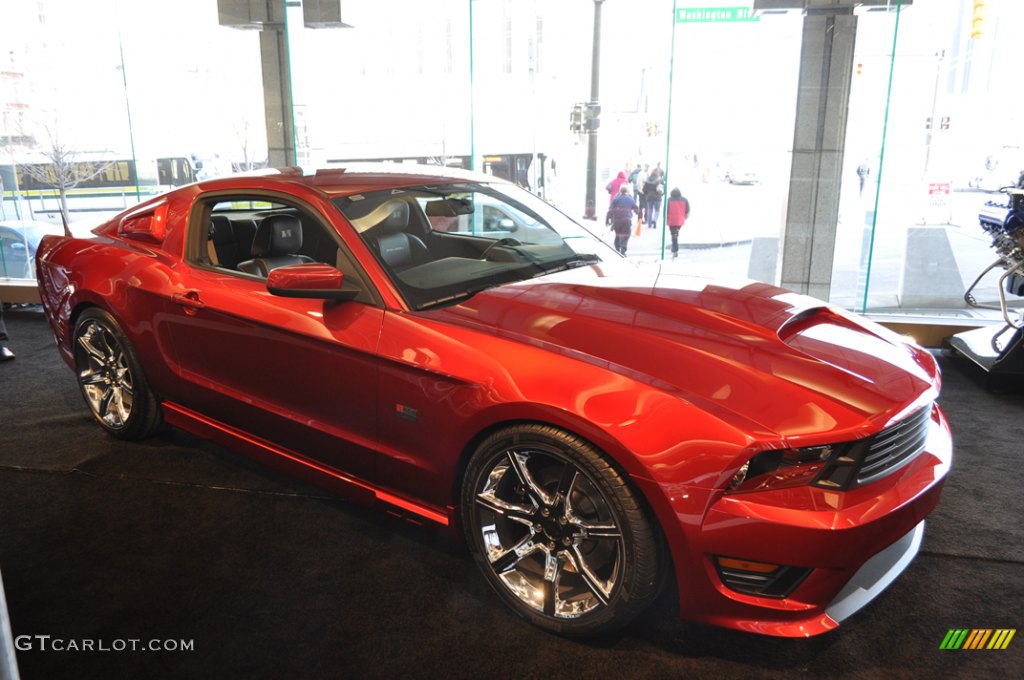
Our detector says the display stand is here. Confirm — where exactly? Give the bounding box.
[948,324,1024,377]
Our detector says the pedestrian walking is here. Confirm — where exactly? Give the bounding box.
[605,170,629,205]
[627,163,641,195]
[606,184,640,256]
[857,160,870,197]
[666,187,691,259]
[643,166,665,229]
[634,164,649,220]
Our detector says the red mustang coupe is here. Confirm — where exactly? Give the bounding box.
[35,166,951,638]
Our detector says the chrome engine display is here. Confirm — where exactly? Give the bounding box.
[965,172,1024,330]
[978,191,1024,269]
[949,173,1024,375]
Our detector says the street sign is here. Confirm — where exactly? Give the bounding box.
[676,6,760,23]
[925,181,952,224]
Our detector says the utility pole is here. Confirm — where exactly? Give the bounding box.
[583,0,605,220]
[924,50,944,176]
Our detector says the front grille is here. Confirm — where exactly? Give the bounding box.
[856,405,933,485]
[813,403,933,490]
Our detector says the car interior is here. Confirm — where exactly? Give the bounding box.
[194,190,584,310]
[336,191,584,305]
[236,214,316,277]
[197,198,374,303]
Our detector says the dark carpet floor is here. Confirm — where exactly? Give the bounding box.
[1,307,1022,679]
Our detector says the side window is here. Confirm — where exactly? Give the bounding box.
[191,195,376,305]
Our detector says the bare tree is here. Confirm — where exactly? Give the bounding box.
[19,123,114,234]
[232,120,266,172]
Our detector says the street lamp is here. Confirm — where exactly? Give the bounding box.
[583,0,606,220]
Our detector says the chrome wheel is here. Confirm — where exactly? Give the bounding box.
[72,308,162,440]
[76,319,135,429]
[472,446,626,619]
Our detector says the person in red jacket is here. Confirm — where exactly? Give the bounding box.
[605,170,629,205]
[666,187,690,259]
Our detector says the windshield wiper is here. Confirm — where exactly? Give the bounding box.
[415,288,485,311]
[532,253,601,277]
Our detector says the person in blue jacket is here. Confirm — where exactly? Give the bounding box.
[606,184,640,255]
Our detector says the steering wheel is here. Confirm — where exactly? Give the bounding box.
[480,237,523,260]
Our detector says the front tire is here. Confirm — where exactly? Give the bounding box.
[73,307,162,440]
[461,424,660,637]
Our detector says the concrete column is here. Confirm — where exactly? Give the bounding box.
[259,17,296,168]
[218,0,296,168]
[779,3,857,300]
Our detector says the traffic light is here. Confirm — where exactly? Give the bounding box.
[569,104,583,133]
[569,102,601,133]
[583,103,601,132]
[971,0,986,40]
[856,62,863,76]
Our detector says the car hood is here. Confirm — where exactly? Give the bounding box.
[424,266,939,441]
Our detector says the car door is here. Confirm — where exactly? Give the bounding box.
[163,196,383,480]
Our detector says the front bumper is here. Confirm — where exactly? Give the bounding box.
[647,404,952,637]
[826,519,924,624]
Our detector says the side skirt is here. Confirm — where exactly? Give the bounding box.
[162,401,454,527]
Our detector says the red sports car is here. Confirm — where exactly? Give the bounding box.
[35,166,952,638]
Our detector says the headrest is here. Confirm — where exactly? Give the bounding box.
[374,201,409,233]
[252,214,303,258]
[210,215,233,245]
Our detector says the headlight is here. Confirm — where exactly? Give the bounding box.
[728,443,845,492]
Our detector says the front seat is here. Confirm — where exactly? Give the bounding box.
[208,214,238,268]
[369,201,430,272]
[237,214,314,277]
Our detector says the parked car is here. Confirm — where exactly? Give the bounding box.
[0,220,64,278]
[35,165,951,638]
[718,152,761,185]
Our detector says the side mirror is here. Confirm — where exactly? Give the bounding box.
[267,263,358,301]
[498,218,517,232]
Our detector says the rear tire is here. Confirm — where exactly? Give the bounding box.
[461,424,660,637]
[72,308,162,440]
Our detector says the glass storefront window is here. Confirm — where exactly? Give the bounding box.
[662,7,803,281]
[1,0,1021,328]
[837,0,1024,323]
[0,0,264,281]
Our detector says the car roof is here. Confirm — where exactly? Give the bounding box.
[216,163,510,198]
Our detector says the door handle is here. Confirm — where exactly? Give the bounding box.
[172,291,206,313]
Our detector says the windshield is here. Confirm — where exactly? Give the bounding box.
[332,181,621,310]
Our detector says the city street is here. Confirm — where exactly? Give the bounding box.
[579,172,1016,318]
